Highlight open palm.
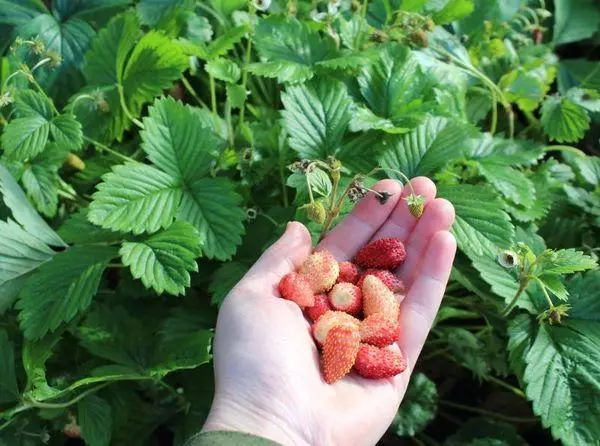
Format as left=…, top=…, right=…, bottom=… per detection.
left=202, top=177, right=457, bottom=446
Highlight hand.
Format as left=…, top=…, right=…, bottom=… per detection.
left=201, top=177, right=456, bottom=446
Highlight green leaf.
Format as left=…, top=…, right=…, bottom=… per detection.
left=538, top=273, right=568, bottom=301
left=477, top=161, right=535, bottom=207
left=178, top=177, right=245, bottom=261
left=446, top=418, right=527, bottom=446
left=0, top=163, right=66, bottom=247
left=14, top=90, right=53, bottom=119
left=553, top=0, right=600, bottom=45
left=570, top=155, right=600, bottom=186
left=539, top=248, right=597, bottom=274
left=226, top=83, right=247, bottom=109
left=206, top=24, right=248, bottom=59
left=209, top=261, right=249, bottom=306
left=141, top=97, right=220, bottom=182
left=53, top=0, right=130, bottom=23
left=559, top=59, right=600, bottom=90
left=16, top=245, right=118, bottom=340
left=21, top=163, right=58, bottom=217
left=349, top=106, right=394, bottom=133
left=0, top=0, right=46, bottom=26
left=431, top=0, right=474, bottom=24
left=541, top=95, right=590, bottom=143
left=137, top=0, right=194, bottom=26
left=567, top=88, right=600, bottom=113
left=0, top=330, right=19, bottom=404
left=120, top=221, right=201, bottom=295
left=121, top=31, right=188, bottom=115
left=392, top=373, right=437, bottom=437
left=1, top=115, right=51, bottom=160
left=281, top=79, right=351, bottom=159
left=50, top=113, right=83, bottom=152
left=78, top=394, right=113, bottom=446
left=438, top=184, right=515, bottom=257
left=251, top=17, right=334, bottom=83
left=379, top=117, right=470, bottom=179
left=205, top=58, right=241, bottom=83
left=88, top=162, right=183, bottom=235
left=358, top=44, right=437, bottom=126
left=447, top=327, right=490, bottom=377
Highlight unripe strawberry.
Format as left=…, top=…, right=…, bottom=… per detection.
left=65, top=153, right=85, bottom=171
left=323, top=326, right=360, bottom=384
left=360, top=313, right=401, bottom=347
left=337, top=261, right=360, bottom=284
left=305, top=201, right=327, bottom=224
left=361, top=275, right=400, bottom=320
left=300, top=250, right=339, bottom=293
left=354, top=237, right=406, bottom=270
left=405, top=194, right=425, bottom=218
left=278, top=272, right=315, bottom=307
left=329, top=282, right=362, bottom=316
left=354, top=344, right=407, bottom=379
left=305, top=294, right=331, bottom=322
left=312, top=310, right=360, bottom=346
left=357, top=269, right=405, bottom=293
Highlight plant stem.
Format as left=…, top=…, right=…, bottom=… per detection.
left=27, top=383, right=110, bottom=409
left=238, top=30, right=254, bottom=129
left=421, top=346, right=451, bottom=361
left=535, top=278, right=555, bottom=309
left=490, top=91, right=498, bottom=135
left=522, top=108, right=541, bottom=128
left=279, top=163, right=289, bottom=207
left=318, top=180, right=353, bottom=242
left=181, top=77, right=209, bottom=109
left=209, top=74, right=217, bottom=116
left=543, top=145, right=586, bottom=157
left=501, top=280, right=528, bottom=316
left=507, top=107, right=515, bottom=139
left=83, top=136, right=136, bottom=163
left=487, top=376, right=526, bottom=398
left=117, top=84, right=144, bottom=129
left=439, top=400, right=538, bottom=424
left=225, top=101, right=234, bottom=147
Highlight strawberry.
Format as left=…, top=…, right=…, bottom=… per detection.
left=63, top=422, right=81, bottom=439
left=361, top=275, right=400, bottom=320
left=299, top=250, right=339, bottom=293
left=322, top=326, right=360, bottom=384
left=278, top=272, right=315, bottom=308
left=354, top=344, right=407, bottom=379
left=337, top=261, right=360, bottom=284
left=360, top=313, right=401, bottom=347
left=353, top=237, right=406, bottom=270
left=357, top=269, right=405, bottom=293
left=305, top=294, right=331, bottom=322
left=329, top=282, right=362, bottom=316
left=312, top=310, right=360, bottom=346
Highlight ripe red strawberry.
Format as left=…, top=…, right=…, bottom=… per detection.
left=329, top=282, right=362, bottom=315
left=322, top=326, right=360, bottom=384
left=337, top=261, right=360, bottom=284
left=357, top=269, right=405, bottom=293
left=278, top=272, right=315, bottom=307
left=360, top=313, right=401, bottom=347
left=299, top=250, right=339, bottom=293
left=312, top=310, right=360, bottom=346
left=361, top=275, right=400, bottom=320
left=354, top=237, right=406, bottom=270
left=305, top=294, right=331, bottom=322
left=354, top=344, right=407, bottom=379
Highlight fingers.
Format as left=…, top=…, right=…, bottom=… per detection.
left=397, top=231, right=456, bottom=374
left=396, top=198, right=455, bottom=288
left=245, top=221, right=312, bottom=289
left=371, top=177, right=437, bottom=241
left=317, top=179, right=402, bottom=261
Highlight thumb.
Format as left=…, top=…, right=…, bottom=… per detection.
left=246, top=221, right=312, bottom=282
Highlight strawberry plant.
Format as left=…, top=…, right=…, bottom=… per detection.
left=1, top=0, right=600, bottom=445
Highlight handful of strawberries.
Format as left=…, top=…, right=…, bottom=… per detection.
left=278, top=237, right=408, bottom=384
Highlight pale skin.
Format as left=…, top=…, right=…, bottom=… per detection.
left=201, top=177, right=457, bottom=446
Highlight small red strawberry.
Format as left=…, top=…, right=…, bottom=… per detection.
left=329, top=282, right=362, bottom=316
left=354, top=237, right=406, bottom=270
left=323, top=326, right=360, bottom=384
left=337, top=261, right=360, bottom=284
left=357, top=269, right=405, bottom=293
left=312, top=310, right=360, bottom=346
left=360, top=313, right=401, bottom=347
left=361, top=275, right=400, bottom=320
left=354, top=344, right=407, bottom=379
left=299, top=250, right=339, bottom=293
left=305, top=294, right=331, bottom=322
left=278, top=272, right=315, bottom=307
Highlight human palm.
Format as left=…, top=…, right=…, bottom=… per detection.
left=202, top=177, right=457, bottom=446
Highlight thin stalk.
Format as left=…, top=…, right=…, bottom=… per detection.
left=439, top=400, right=538, bottom=424
left=508, top=107, right=515, bottom=139
left=487, top=376, right=526, bottom=398
left=318, top=180, right=354, bottom=241
left=421, top=346, right=451, bottom=361
left=522, top=108, right=541, bottom=128
left=83, top=136, right=136, bottom=163
left=490, top=91, right=498, bottom=135
left=209, top=74, right=217, bottom=115
left=535, top=278, right=554, bottom=309
left=181, top=77, right=209, bottom=109
left=225, top=101, right=234, bottom=147
left=580, top=63, right=600, bottom=88
left=117, top=84, right=144, bottom=129
left=502, top=280, right=528, bottom=316
left=27, top=383, right=110, bottom=409
left=279, top=163, right=289, bottom=207
left=196, top=1, right=225, bottom=25
left=543, top=145, right=586, bottom=157
left=238, top=33, right=254, bottom=128
left=306, top=174, right=315, bottom=204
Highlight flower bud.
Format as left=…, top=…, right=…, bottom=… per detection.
left=497, top=250, right=520, bottom=268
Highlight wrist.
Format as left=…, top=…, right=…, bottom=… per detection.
left=202, top=395, right=310, bottom=446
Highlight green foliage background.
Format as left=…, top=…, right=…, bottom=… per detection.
left=0, top=0, right=599, bottom=445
